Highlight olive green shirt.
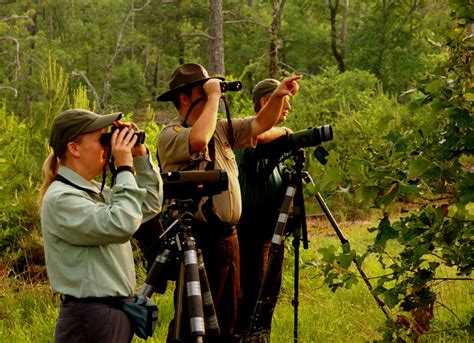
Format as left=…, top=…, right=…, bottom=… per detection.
left=41, top=153, right=163, bottom=298
left=157, top=117, right=256, bottom=225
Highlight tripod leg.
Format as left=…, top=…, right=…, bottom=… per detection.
left=292, top=233, right=300, bottom=343
left=197, top=248, right=220, bottom=336
left=315, top=192, right=393, bottom=322
left=246, top=184, right=296, bottom=342
left=291, top=172, right=311, bottom=342
left=183, top=232, right=206, bottom=340
left=139, top=242, right=174, bottom=296
left=173, top=260, right=185, bottom=341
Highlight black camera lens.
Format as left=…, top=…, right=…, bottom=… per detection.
left=289, top=125, right=333, bottom=149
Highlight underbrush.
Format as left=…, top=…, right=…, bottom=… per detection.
left=1, top=220, right=471, bottom=342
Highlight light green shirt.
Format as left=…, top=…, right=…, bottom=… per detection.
left=41, top=154, right=163, bottom=298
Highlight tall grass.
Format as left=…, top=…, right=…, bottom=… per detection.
left=0, top=220, right=471, bottom=342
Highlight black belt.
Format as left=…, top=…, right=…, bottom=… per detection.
left=61, top=294, right=133, bottom=306
left=200, top=197, right=236, bottom=237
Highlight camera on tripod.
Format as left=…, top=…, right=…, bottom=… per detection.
left=162, top=169, right=228, bottom=200
left=248, top=124, right=333, bottom=164
left=288, top=125, right=333, bottom=150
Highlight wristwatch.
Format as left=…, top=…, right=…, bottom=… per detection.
left=116, top=165, right=134, bottom=174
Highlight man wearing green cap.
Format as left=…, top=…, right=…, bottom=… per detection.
left=156, top=63, right=300, bottom=341
left=234, top=78, right=295, bottom=341
left=39, top=109, right=163, bottom=342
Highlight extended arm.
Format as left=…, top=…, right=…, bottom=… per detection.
left=257, top=126, right=292, bottom=145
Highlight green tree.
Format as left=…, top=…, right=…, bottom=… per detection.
left=319, top=2, right=473, bottom=340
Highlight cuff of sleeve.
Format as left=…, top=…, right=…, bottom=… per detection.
left=133, top=153, right=151, bottom=170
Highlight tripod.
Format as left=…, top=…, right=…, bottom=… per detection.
left=246, top=149, right=391, bottom=342
left=139, top=200, right=220, bottom=342
left=245, top=149, right=307, bottom=342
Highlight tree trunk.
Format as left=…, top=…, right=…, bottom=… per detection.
left=329, top=0, right=347, bottom=72
left=153, top=50, right=160, bottom=89
left=144, top=44, right=149, bottom=86
left=374, top=0, right=390, bottom=78
left=208, top=0, right=225, bottom=75
left=340, top=0, right=349, bottom=64
left=269, top=0, right=286, bottom=78
left=131, top=0, right=135, bottom=60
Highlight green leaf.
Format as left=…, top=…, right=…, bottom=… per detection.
left=318, top=245, right=337, bottom=264
left=343, top=274, right=359, bottom=289
left=338, top=250, right=355, bottom=269
left=408, top=157, right=432, bottom=178
left=425, top=79, right=443, bottom=96
left=398, top=184, right=419, bottom=196
left=464, top=92, right=474, bottom=102
left=357, top=186, right=379, bottom=203
left=383, top=289, right=401, bottom=308
left=373, top=214, right=398, bottom=248
left=377, top=183, right=400, bottom=207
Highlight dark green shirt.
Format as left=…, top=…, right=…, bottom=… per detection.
left=235, top=147, right=287, bottom=240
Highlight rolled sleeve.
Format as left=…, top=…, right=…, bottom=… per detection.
left=158, top=123, right=208, bottom=172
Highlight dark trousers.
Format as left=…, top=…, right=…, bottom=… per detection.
left=55, top=299, right=133, bottom=343
left=167, top=232, right=240, bottom=342
left=235, top=235, right=284, bottom=341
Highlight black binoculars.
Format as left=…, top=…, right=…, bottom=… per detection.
left=220, top=81, right=242, bottom=93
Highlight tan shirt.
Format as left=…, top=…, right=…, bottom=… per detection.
left=158, top=116, right=256, bottom=225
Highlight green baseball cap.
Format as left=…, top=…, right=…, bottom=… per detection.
left=252, top=78, right=280, bottom=112
left=50, top=109, right=121, bottom=157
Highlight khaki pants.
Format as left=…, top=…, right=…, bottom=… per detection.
left=235, top=235, right=284, bottom=341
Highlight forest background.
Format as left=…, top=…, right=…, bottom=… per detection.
left=0, top=0, right=472, bottom=341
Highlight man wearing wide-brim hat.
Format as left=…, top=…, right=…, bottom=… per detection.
left=157, top=63, right=300, bottom=341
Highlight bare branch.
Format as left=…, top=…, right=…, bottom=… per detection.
left=181, top=33, right=215, bottom=40
left=71, top=71, right=101, bottom=111
left=0, top=37, right=21, bottom=81
left=0, top=86, right=18, bottom=97
left=277, top=61, right=313, bottom=77
left=0, top=15, right=30, bottom=23
left=101, top=0, right=152, bottom=110
left=224, top=19, right=267, bottom=28
left=133, top=0, right=151, bottom=11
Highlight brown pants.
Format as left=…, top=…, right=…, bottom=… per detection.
left=235, top=236, right=284, bottom=341
left=55, top=299, right=133, bottom=343
left=167, top=232, right=240, bottom=342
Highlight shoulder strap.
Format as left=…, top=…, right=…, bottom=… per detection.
left=55, top=174, right=92, bottom=193
left=206, top=136, right=216, bottom=170
left=55, top=174, right=104, bottom=202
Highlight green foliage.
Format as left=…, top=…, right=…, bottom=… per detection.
left=318, top=5, right=473, bottom=340
left=0, top=0, right=454, bottom=117
left=347, top=1, right=453, bottom=94
left=0, top=56, right=73, bottom=258
left=0, top=1, right=471, bottom=340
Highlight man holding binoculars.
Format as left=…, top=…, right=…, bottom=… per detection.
left=157, top=63, right=300, bottom=341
